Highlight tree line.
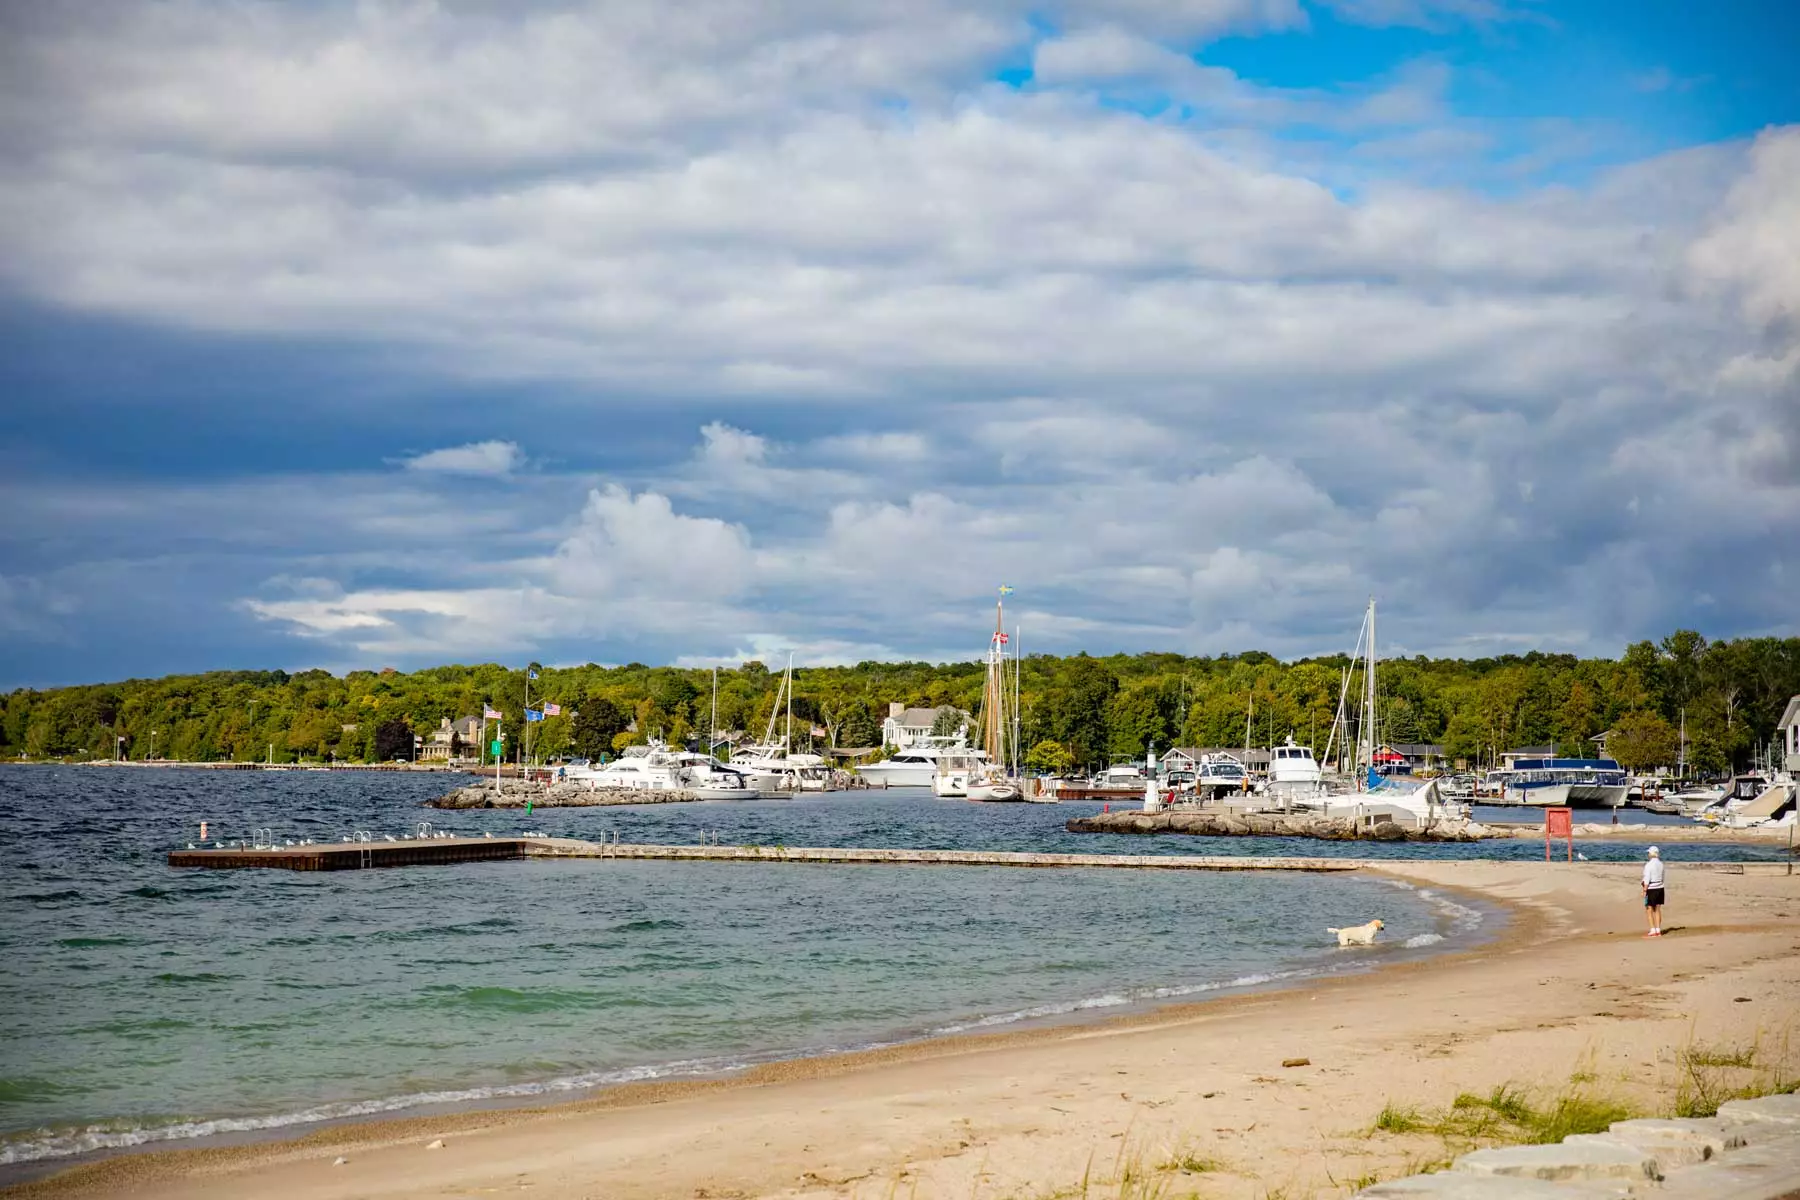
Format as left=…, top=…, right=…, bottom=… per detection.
left=3, top=631, right=1795, bottom=776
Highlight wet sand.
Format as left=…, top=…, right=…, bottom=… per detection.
left=10, top=860, right=1798, bottom=1200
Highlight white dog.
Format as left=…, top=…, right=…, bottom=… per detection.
left=1327, top=918, right=1384, bottom=947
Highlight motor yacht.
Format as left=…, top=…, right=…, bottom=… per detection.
left=860, top=738, right=989, bottom=788
left=672, top=752, right=767, bottom=800
left=1485, top=758, right=1628, bottom=809
left=930, top=751, right=986, bottom=798
left=1194, top=755, right=1253, bottom=799
left=564, top=743, right=686, bottom=791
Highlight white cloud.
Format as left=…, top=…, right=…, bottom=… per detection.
left=401, top=440, right=526, bottom=476
left=0, top=1, right=1795, bottom=682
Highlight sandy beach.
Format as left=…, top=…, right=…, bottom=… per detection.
left=12, top=859, right=1798, bottom=1200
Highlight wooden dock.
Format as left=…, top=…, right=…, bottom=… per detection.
left=168, top=837, right=1361, bottom=872
left=168, top=838, right=529, bottom=871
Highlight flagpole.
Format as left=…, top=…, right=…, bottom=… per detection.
left=523, top=666, right=531, bottom=773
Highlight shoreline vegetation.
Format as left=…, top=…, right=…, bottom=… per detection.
left=7, top=861, right=1797, bottom=1199
left=5, top=631, right=1797, bottom=777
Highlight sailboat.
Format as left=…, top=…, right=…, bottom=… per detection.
left=966, top=590, right=1024, bottom=803
left=728, top=655, right=827, bottom=793
left=1309, top=598, right=1467, bottom=828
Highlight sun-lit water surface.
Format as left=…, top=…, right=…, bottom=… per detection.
left=0, top=766, right=1764, bottom=1165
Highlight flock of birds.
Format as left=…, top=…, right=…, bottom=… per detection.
left=182, top=829, right=560, bottom=850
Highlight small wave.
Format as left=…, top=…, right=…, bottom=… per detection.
left=126, top=886, right=171, bottom=900
left=928, top=968, right=1313, bottom=1035
left=56, top=936, right=132, bottom=948
left=152, top=972, right=239, bottom=985
left=609, top=918, right=684, bottom=933
left=418, top=985, right=635, bottom=1014
left=0, top=1077, right=90, bottom=1104
left=0, top=1056, right=754, bottom=1165
left=1402, top=933, right=1444, bottom=949
left=15, top=890, right=83, bottom=904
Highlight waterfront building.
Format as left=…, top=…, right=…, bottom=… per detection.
left=882, top=704, right=971, bottom=751
left=1780, top=695, right=1800, bottom=774
left=421, top=715, right=484, bottom=763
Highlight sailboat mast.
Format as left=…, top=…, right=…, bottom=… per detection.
left=785, top=654, right=793, bottom=753
left=1361, top=597, right=1378, bottom=786
left=1013, top=623, right=1021, bottom=776
left=710, top=665, right=717, bottom=758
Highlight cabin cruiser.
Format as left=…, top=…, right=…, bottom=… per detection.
left=1193, top=756, right=1252, bottom=799
left=1692, top=774, right=1792, bottom=826
left=1264, top=738, right=1324, bottom=800
left=564, top=743, right=686, bottom=791
left=930, top=752, right=985, bottom=798
left=1091, top=763, right=1148, bottom=790
left=860, top=738, right=989, bottom=788
left=671, top=752, right=766, bottom=800
left=729, top=744, right=832, bottom=793
left=1485, top=758, right=1628, bottom=809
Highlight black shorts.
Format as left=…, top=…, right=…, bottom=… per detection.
left=1645, top=887, right=1665, bottom=907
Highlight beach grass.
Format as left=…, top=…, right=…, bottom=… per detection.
left=1369, top=1075, right=1635, bottom=1148
left=1673, top=1031, right=1796, bottom=1118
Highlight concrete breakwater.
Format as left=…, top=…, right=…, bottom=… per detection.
left=429, top=780, right=700, bottom=808
left=1068, top=809, right=1502, bottom=842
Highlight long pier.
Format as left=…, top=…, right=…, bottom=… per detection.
left=168, top=837, right=1362, bottom=873
left=168, top=838, right=528, bottom=871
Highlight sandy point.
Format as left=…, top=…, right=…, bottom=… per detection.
left=9, top=860, right=1798, bottom=1200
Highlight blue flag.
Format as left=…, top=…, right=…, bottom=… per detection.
left=525, top=708, right=545, bottom=722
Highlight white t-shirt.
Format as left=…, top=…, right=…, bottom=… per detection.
left=1643, top=858, right=1666, bottom=889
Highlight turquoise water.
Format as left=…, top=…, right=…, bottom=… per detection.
left=8, top=764, right=1732, bottom=1167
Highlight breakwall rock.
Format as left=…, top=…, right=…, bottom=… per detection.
left=1066, top=810, right=1501, bottom=842
left=429, top=780, right=700, bottom=808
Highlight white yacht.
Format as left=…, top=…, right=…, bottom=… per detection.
left=930, top=751, right=984, bottom=798
left=1265, top=738, right=1325, bottom=801
left=672, top=752, right=765, bottom=800
left=565, top=743, right=686, bottom=791
left=1194, top=755, right=1253, bottom=798
left=860, top=738, right=988, bottom=788
left=1486, top=758, right=1628, bottom=809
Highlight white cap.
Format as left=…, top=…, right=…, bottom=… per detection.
left=1648, top=846, right=1660, bottom=857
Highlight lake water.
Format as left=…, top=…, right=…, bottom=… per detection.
left=0, top=766, right=1772, bottom=1169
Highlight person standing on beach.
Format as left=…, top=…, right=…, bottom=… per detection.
left=1642, top=846, right=1665, bottom=937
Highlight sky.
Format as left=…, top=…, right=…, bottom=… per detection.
left=0, top=0, right=1796, bottom=689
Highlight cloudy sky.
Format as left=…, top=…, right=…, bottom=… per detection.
left=1, top=0, right=1796, bottom=688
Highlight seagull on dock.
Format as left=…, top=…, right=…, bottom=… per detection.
left=384, top=834, right=397, bottom=842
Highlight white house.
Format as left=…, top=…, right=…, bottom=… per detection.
left=1780, top=695, right=1800, bottom=775
left=881, top=703, right=970, bottom=750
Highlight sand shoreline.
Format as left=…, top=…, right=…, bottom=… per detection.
left=9, top=860, right=1797, bottom=1199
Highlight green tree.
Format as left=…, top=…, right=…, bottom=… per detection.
left=373, top=718, right=414, bottom=761
left=1025, top=740, right=1075, bottom=774
left=836, top=702, right=879, bottom=750
left=1608, top=710, right=1678, bottom=773
left=930, top=707, right=964, bottom=738
left=570, top=696, right=629, bottom=760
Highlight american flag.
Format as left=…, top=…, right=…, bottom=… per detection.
left=543, top=702, right=562, bottom=716
left=483, top=705, right=502, bottom=720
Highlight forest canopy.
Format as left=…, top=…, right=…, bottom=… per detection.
left=3, top=631, right=1795, bottom=775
